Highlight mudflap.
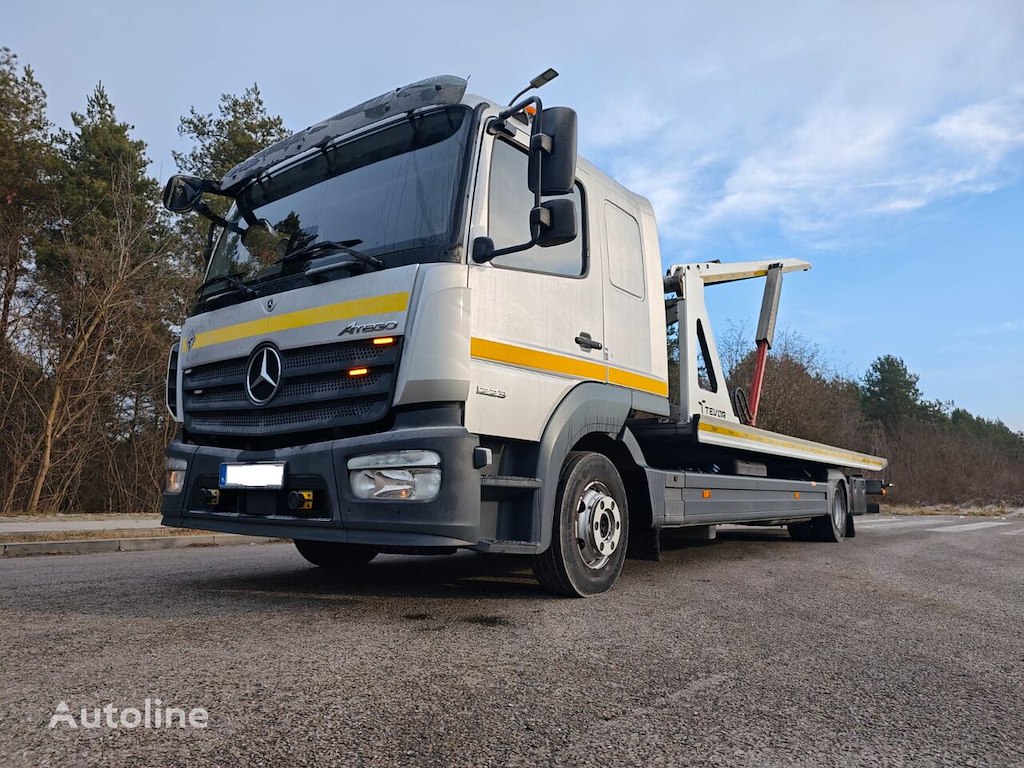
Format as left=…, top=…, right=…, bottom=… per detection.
left=845, top=513, right=856, bottom=539
left=627, top=526, right=661, bottom=561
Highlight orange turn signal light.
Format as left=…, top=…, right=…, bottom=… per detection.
left=372, top=337, right=394, bottom=346
left=702, top=490, right=712, bottom=499
left=348, top=367, right=369, bottom=377
left=524, top=104, right=537, bottom=116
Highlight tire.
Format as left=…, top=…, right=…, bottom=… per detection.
left=787, top=520, right=815, bottom=541
left=811, top=484, right=848, bottom=542
left=532, top=452, right=629, bottom=597
left=293, top=540, right=378, bottom=569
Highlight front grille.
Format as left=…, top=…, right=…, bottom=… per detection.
left=189, top=400, right=387, bottom=432
left=182, top=338, right=400, bottom=442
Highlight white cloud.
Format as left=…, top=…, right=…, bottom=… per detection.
left=576, top=1, right=1024, bottom=245
left=931, top=94, right=1024, bottom=159
left=958, top=319, right=1024, bottom=337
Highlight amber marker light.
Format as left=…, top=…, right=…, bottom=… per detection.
left=372, top=337, right=395, bottom=346
left=348, top=368, right=369, bottom=377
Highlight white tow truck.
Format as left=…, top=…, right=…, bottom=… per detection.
left=161, top=72, right=886, bottom=596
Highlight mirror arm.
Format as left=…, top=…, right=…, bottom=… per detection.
left=473, top=232, right=539, bottom=263
left=497, top=95, right=542, bottom=124
left=194, top=201, right=245, bottom=236
left=197, top=178, right=225, bottom=196
left=476, top=97, right=567, bottom=263
left=473, top=205, right=553, bottom=263
left=530, top=133, right=553, bottom=154
left=195, top=176, right=257, bottom=225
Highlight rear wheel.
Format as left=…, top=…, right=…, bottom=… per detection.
left=532, top=452, right=629, bottom=597
left=811, top=484, right=848, bottom=542
left=293, top=540, right=378, bottom=569
left=788, top=484, right=848, bottom=542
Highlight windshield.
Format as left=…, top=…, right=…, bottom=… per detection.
left=198, top=106, right=472, bottom=304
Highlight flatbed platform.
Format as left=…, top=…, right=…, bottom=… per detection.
left=631, top=415, right=886, bottom=472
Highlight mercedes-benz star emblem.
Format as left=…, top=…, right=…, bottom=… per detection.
left=245, top=346, right=282, bottom=405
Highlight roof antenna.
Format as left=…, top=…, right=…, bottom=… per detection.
left=507, top=68, right=558, bottom=105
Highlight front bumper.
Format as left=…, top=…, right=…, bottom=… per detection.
left=161, top=425, right=487, bottom=549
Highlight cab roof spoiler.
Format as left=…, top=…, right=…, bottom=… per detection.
left=219, top=75, right=468, bottom=195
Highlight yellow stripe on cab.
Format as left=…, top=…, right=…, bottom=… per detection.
left=191, top=292, right=409, bottom=350
left=471, top=337, right=668, bottom=398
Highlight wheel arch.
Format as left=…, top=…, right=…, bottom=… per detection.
left=572, top=431, right=654, bottom=551
left=530, top=382, right=653, bottom=552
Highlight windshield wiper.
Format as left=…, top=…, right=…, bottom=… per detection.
left=195, top=271, right=257, bottom=300
left=276, top=239, right=384, bottom=271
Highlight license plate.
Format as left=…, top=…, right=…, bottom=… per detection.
left=219, top=462, right=286, bottom=489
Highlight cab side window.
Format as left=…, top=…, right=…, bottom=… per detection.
left=603, top=201, right=645, bottom=298
left=487, top=139, right=584, bottom=277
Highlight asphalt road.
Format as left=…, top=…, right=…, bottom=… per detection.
left=2, top=514, right=1022, bottom=768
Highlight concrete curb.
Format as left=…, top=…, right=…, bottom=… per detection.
left=1, top=533, right=278, bottom=557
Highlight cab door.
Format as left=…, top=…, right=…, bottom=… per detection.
left=466, top=137, right=605, bottom=442
left=597, top=199, right=664, bottom=399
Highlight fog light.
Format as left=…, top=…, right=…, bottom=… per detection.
left=165, top=458, right=187, bottom=494
left=288, top=490, right=314, bottom=510
left=347, top=451, right=441, bottom=501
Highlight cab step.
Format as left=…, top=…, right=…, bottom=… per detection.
left=480, top=475, right=541, bottom=501
left=475, top=538, right=541, bottom=555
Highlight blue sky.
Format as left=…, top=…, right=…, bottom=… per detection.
left=9, top=0, right=1024, bottom=429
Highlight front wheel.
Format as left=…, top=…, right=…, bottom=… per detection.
left=532, top=452, right=629, bottom=597
left=293, top=540, right=378, bottom=569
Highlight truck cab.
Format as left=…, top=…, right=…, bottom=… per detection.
left=162, top=75, right=885, bottom=596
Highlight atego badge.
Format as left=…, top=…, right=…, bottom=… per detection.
left=339, top=320, right=399, bottom=337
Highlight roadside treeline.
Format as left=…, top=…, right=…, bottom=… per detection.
left=2, top=47, right=1020, bottom=513
left=718, top=328, right=1024, bottom=504
left=0, top=48, right=286, bottom=514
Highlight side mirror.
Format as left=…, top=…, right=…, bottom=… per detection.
left=162, top=175, right=205, bottom=213
left=534, top=199, right=577, bottom=247
left=472, top=237, right=496, bottom=263
left=528, top=107, right=578, bottom=196
left=471, top=199, right=578, bottom=264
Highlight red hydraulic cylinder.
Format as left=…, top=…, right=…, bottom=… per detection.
left=748, top=264, right=783, bottom=427
left=747, top=339, right=770, bottom=427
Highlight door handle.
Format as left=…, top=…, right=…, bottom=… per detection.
left=575, top=332, right=603, bottom=351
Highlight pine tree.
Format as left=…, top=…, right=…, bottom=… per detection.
left=860, top=354, right=924, bottom=428
left=0, top=48, right=57, bottom=513
left=25, top=83, right=180, bottom=513
left=171, top=84, right=288, bottom=276
left=0, top=47, right=54, bottom=350
left=173, top=83, right=288, bottom=182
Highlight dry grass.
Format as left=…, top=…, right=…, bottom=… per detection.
left=883, top=503, right=1022, bottom=518
left=0, top=528, right=207, bottom=545
left=0, top=512, right=160, bottom=524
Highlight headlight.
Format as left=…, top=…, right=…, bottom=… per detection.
left=165, top=457, right=187, bottom=494
left=347, top=451, right=441, bottom=501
